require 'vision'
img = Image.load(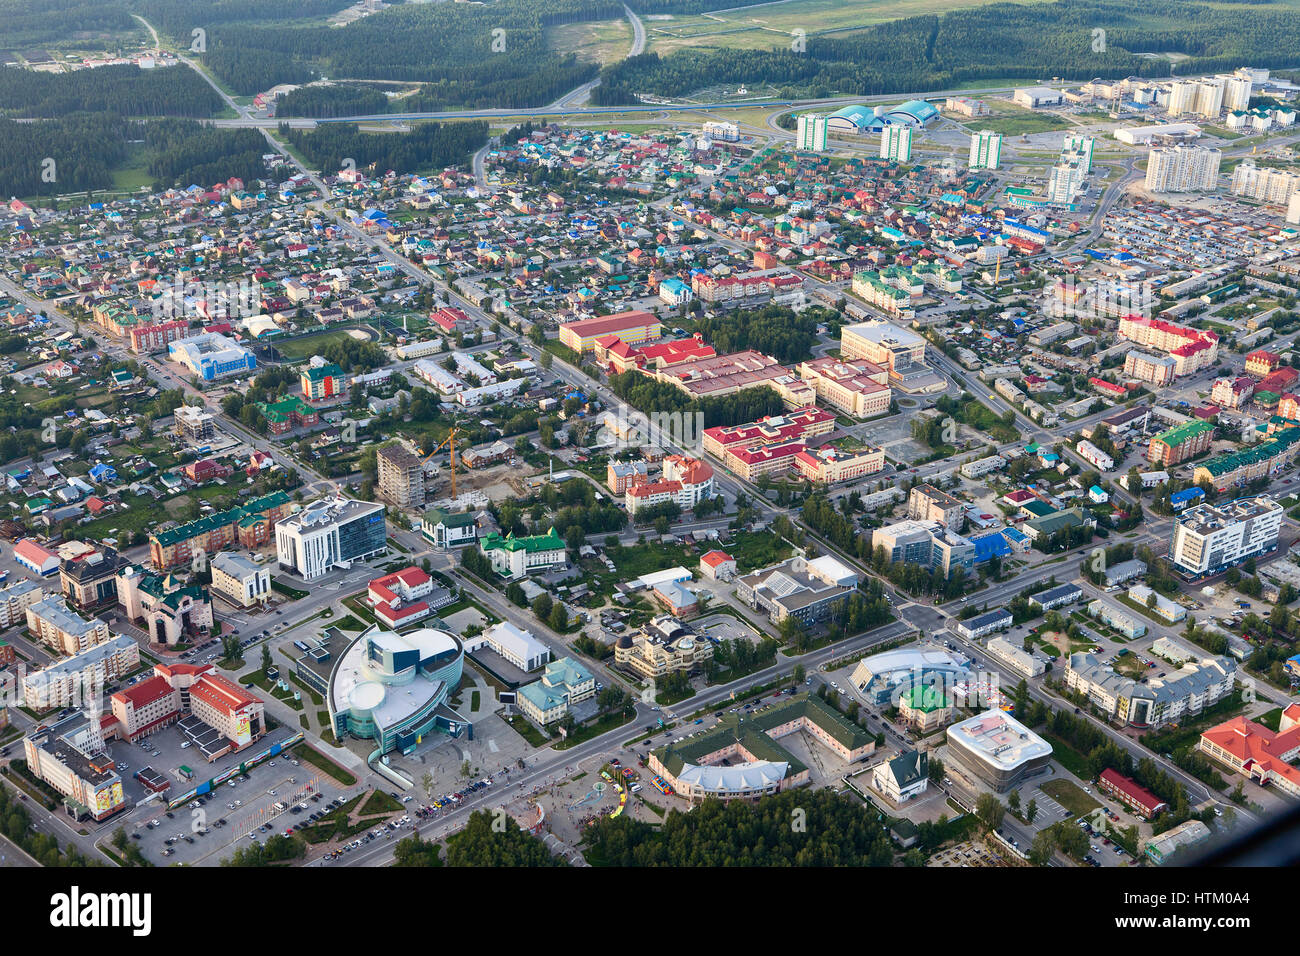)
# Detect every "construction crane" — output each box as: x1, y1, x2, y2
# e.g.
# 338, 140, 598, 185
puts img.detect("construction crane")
423, 427, 463, 500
